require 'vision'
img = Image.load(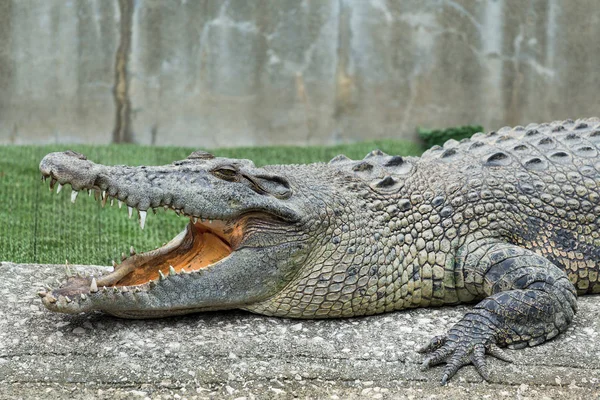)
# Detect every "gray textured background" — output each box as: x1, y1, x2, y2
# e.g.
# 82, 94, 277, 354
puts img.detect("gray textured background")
1, 0, 599, 147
